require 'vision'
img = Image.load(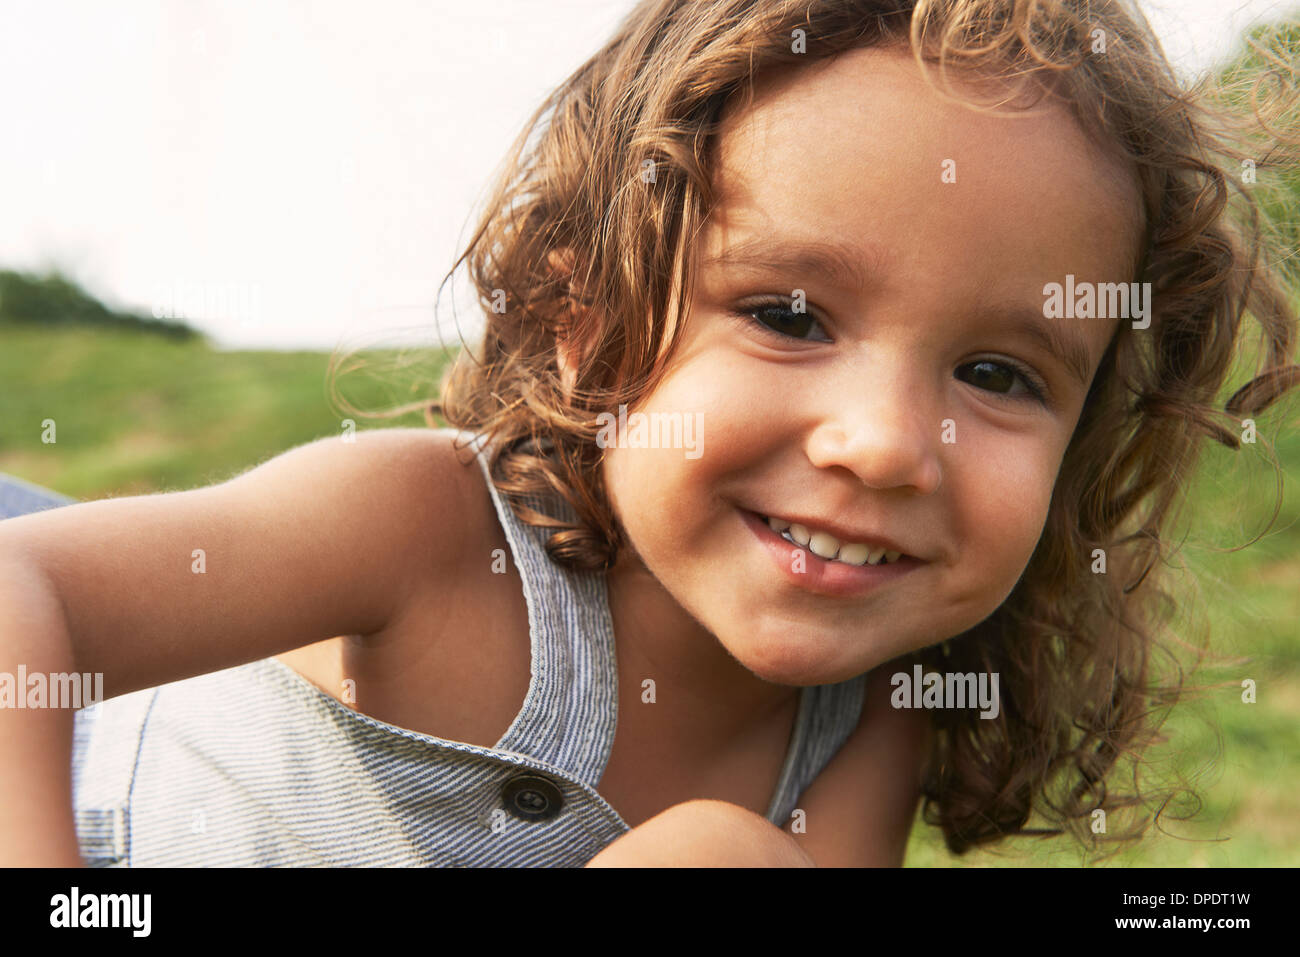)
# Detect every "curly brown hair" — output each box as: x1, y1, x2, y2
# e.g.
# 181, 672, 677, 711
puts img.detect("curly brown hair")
333, 0, 1300, 857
